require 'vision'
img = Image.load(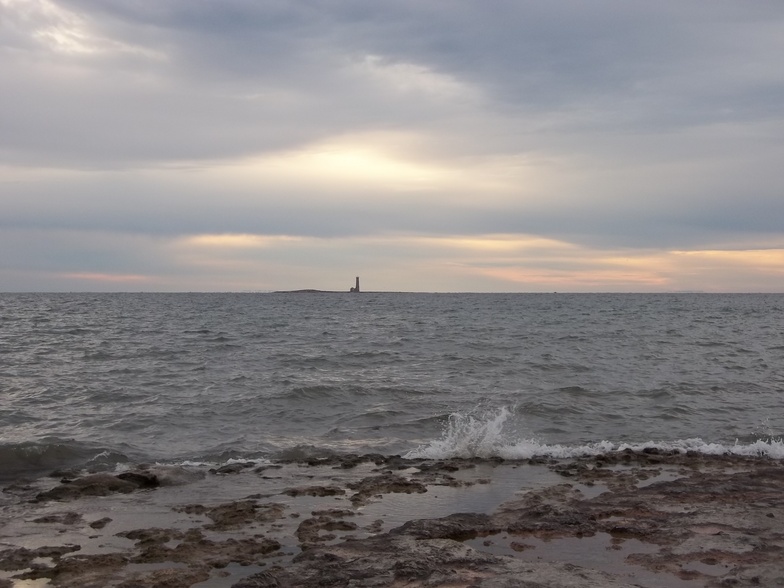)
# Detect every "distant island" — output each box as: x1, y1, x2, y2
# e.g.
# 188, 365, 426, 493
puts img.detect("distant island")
276, 277, 361, 294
